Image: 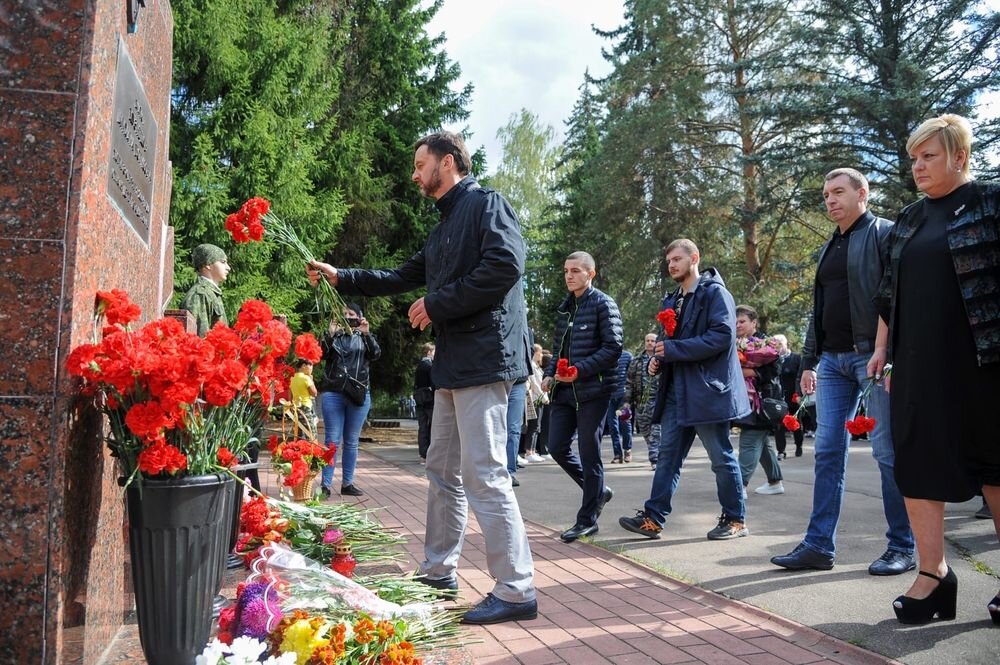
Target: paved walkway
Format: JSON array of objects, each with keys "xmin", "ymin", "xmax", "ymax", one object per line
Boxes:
[{"xmin": 350, "ymin": 450, "xmax": 898, "ymax": 665}]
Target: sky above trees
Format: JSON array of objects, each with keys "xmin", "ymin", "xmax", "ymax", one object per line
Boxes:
[{"xmin": 426, "ymin": 0, "xmax": 623, "ymax": 170}]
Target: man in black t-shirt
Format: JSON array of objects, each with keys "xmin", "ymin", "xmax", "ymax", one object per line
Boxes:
[
  {"xmin": 771, "ymin": 168, "xmax": 914, "ymax": 576},
  {"xmin": 414, "ymin": 343, "xmax": 435, "ymax": 461}
]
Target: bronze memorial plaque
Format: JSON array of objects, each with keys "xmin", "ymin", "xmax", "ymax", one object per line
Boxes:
[{"xmin": 107, "ymin": 36, "xmax": 157, "ymax": 243}]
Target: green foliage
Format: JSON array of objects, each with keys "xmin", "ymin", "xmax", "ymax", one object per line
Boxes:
[
  {"xmin": 489, "ymin": 109, "xmax": 563, "ymax": 338},
  {"xmin": 547, "ymin": 0, "xmax": 1000, "ymax": 350},
  {"xmin": 171, "ymin": 0, "xmax": 470, "ymax": 390},
  {"xmin": 797, "ymin": 0, "xmax": 1000, "ymax": 211}
]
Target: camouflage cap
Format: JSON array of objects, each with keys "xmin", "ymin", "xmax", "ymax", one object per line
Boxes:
[{"xmin": 192, "ymin": 244, "xmax": 227, "ymax": 271}]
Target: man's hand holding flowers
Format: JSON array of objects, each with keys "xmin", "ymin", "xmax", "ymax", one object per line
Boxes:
[{"xmin": 555, "ymin": 358, "xmax": 579, "ymax": 382}]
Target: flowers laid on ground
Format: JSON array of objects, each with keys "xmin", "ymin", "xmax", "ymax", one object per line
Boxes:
[
  {"xmin": 197, "ymin": 635, "xmax": 296, "ymax": 665},
  {"xmin": 656, "ymin": 308, "xmax": 677, "ymax": 337},
  {"xmin": 66, "ymin": 291, "xmax": 322, "ymax": 485},
  {"xmin": 213, "ymin": 543, "xmax": 463, "ymax": 665},
  {"xmin": 555, "ymin": 358, "xmax": 578, "ymax": 380},
  {"xmin": 225, "ymin": 197, "xmax": 350, "ymax": 326},
  {"xmin": 237, "ymin": 496, "xmax": 407, "ymax": 574}
]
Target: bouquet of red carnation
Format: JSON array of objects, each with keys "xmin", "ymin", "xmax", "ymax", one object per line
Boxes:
[
  {"xmin": 656, "ymin": 308, "xmax": 677, "ymax": 337},
  {"xmin": 844, "ymin": 364, "xmax": 891, "ymax": 436},
  {"xmin": 555, "ymin": 358, "xmax": 578, "ymax": 380},
  {"xmin": 225, "ymin": 197, "xmax": 352, "ymax": 328},
  {"xmin": 66, "ymin": 291, "xmax": 319, "ymax": 486}
]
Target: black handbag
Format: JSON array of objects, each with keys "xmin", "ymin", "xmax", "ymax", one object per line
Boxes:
[
  {"xmin": 336, "ymin": 343, "xmax": 368, "ymax": 407},
  {"xmin": 340, "ymin": 375, "xmax": 367, "ymax": 406},
  {"xmin": 761, "ymin": 397, "xmax": 789, "ymax": 423}
]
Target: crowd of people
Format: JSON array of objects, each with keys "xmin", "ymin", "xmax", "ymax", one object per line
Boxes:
[{"xmin": 181, "ymin": 115, "xmax": 999, "ymax": 629}]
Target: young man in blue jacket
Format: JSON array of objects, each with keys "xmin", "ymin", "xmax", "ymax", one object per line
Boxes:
[
  {"xmin": 542, "ymin": 251, "xmax": 623, "ymax": 543},
  {"xmin": 307, "ymin": 131, "xmax": 535, "ymax": 625},
  {"xmin": 618, "ymin": 239, "xmax": 751, "ymax": 541}
]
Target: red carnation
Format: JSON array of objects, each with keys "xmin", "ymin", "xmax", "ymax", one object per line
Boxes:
[
  {"xmin": 555, "ymin": 358, "xmax": 578, "ymax": 380},
  {"xmin": 217, "ymin": 447, "xmax": 238, "ymax": 468},
  {"xmin": 124, "ymin": 401, "xmax": 172, "ymax": 441},
  {"xmin": 656, "ymin": 308, "xmax": 677, "ymax": 337},
  {"xmin": 137, "ymin": 442, "xmax": 188, "ymax": 476},
  {"xmin": 283, "ymin": 458, "xmax": 308, "ymax": 487},
  {"xmin": 782, "ymin": 414, "xmax": 801, "ymax": 432},
  {"xmin": 294, "ymin": 333, "xmax": 322, "ymax": 364},
  {"xmin": 845, "ymin": 415, "xmax": 877, "ymax": 436},
  {"xmin": 791, "ymin": 392, "xmax": 799, "ymax": 405},
  {"xmin": 322, "ymin": 444, "xmax": 337, "ymax": 465},
  {"xmin": 234, "ymin": 300, "xmax": 274, "ymax": 334}
]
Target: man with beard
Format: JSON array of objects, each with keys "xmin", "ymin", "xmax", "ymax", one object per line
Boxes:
[
  {"xmin": 307, "ymin": 131, "xmax": 536, "ymax": 625},
  {"xmin": 618, "ymin": 239, "xmax": 751, "ymax": 541}
]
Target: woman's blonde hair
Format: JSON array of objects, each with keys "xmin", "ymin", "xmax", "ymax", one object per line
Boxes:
[{"xmin": 906, "ymin": 114, "xmax": 973, "ymax": 177}]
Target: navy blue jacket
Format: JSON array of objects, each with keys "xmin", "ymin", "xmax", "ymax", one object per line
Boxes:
[
  {"xmin": 610, "ymin": 350, "xmax": 632, "ymax": 401},
  {"xmin": 337, "ymin": 176, "xmax": 531, "ymax": 389},
  {"xmin": 545, "ymin": 286, "xmax": 623, "ymax": 403},
  {"xmin": 652, "ymin": 269, "xmax": 751, "ymax": 427}
]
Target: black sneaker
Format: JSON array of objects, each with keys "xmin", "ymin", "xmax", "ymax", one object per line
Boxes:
[
  {"xmin": 341, "ymin": 484, "xmax": 364, "ymax": 496},
  {"xmin": 618, "ymin": 510, "xmax": 662, "ymax": 539},
  {"xmin": 320, "ymin": 486, "xmax": 332, "ymax": 499},
  {"xmin": 706, "ymin": 514, "xmax": 748, "ymax": 540}
]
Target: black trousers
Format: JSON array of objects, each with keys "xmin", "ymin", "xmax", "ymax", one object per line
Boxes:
[
  {"xmin": 548, "ymin": 396, "xmax": 610, "ymax": 528},
  {"xmin": 416, "ymin": 405, "xmax": 433, "ymax": 458}
]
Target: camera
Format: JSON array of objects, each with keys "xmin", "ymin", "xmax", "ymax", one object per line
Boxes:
[{"xmin": 348, "ymin": 318, "xmax": 362, "ymax": 328}]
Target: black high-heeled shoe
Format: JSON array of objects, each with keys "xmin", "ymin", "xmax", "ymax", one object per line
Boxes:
[
  {"xmin": 892, "ymin": 567, "xmax": 957, "ymax": 624},
  {"xmin": 989, "ymin": 595, "xmax": 1000, "ymax": 625}
]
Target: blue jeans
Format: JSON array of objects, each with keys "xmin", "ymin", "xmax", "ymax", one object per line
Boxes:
[
  {"xmin": 645, "ymin": 384, "xmax": 745, "ymax": 526},
  {"xmin": 605, "ymin": 396, "xmax": 633, "ymax": 458},
  {"xmin": 505, "ymin": 381, "xmax": 527, "ymax": 475},
  {"xmin": 320, "ymin": 390, "xmax": 371, "ymax": 488},
  {"xmin": 548, "ymin": 396, "xmax": 610, "ymax": 528},
  {"xmin": 803, "ymin": 352, "xmax": 913, "ymax": 558},
  {"xmin": 738, "ymin": 428, "xmax": 782, "ymax": 486}
]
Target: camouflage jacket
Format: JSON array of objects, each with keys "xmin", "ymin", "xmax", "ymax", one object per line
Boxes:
[
  {"xmin": 625, "ymin": 352, "xmax": 660, "ymax": 408},
  {"xmin": 180, "ymin": 277, "xmax": 227, "ymax": 337}
]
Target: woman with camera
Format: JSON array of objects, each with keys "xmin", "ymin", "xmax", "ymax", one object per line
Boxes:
[{"xmin": 318, "ymin": 304, "xmax": 381, "ymax": 497}]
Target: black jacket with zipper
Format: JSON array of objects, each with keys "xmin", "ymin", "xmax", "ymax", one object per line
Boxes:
[
  {"xmin": 545, "ymin": 286, "xmax": 623, "ymax": 404},
  {"xmin": 802, "ymin": 211, "xmax": 893, "ymax": 370},
  {"xmin": 318, "ymin": 330, "xmax": 381, "ymax": 394},
  {"xmin": 336, "ymin": 176, "xmax": 531, "ymax": 389}
]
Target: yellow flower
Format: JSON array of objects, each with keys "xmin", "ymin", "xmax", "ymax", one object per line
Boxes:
[{"xmin": 279, "ymin": 619, "xmax": 330, "ymax": 665}]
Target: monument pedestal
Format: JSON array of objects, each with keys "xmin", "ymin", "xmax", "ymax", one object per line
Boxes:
[{"xmin": 0, "ymin": 2, "xmax": 175, "ymax": 662}]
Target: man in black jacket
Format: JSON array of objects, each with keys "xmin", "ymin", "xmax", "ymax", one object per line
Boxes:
[
  {"xmin": 542, "ymin": 251, "xmax": 623, "ymax": 543},
  {"xmin": 414, "ymin": 342, "xmax": 435, "ymax": 461},
  {"xmin": 771, "ymin": 168, "xmax": 914, "ymax": 575},
  {"xmin": 307, "ymin": 131, "xmax": 536, "ymax": 625}
]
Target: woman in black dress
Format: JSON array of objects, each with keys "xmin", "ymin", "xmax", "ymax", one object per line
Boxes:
[{"xmin": 870, "ymin": 114, "xmax": 1000, "ymax": 625}]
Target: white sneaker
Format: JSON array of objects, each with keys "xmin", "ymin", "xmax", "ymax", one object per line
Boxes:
[
  {"xmin": 526, "ymin": 453, "xmax": 545, "ymax": 463},
  {"xmin": 517, "ymin": 455, "xmax": 529, "ymax": 465},
  {"xmin": 755, "ymin": 481, "xmax": 785, "ymax": 495}
]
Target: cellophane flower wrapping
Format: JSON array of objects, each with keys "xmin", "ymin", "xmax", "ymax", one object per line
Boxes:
[{"xmin": 248, "ymin": 543, "xmax": 434, "ymax": 622}]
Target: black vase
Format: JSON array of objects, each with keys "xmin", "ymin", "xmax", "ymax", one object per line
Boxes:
[{"xmin": 126, "ymin": 473, "xmax": 235, "ymax": 665}]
